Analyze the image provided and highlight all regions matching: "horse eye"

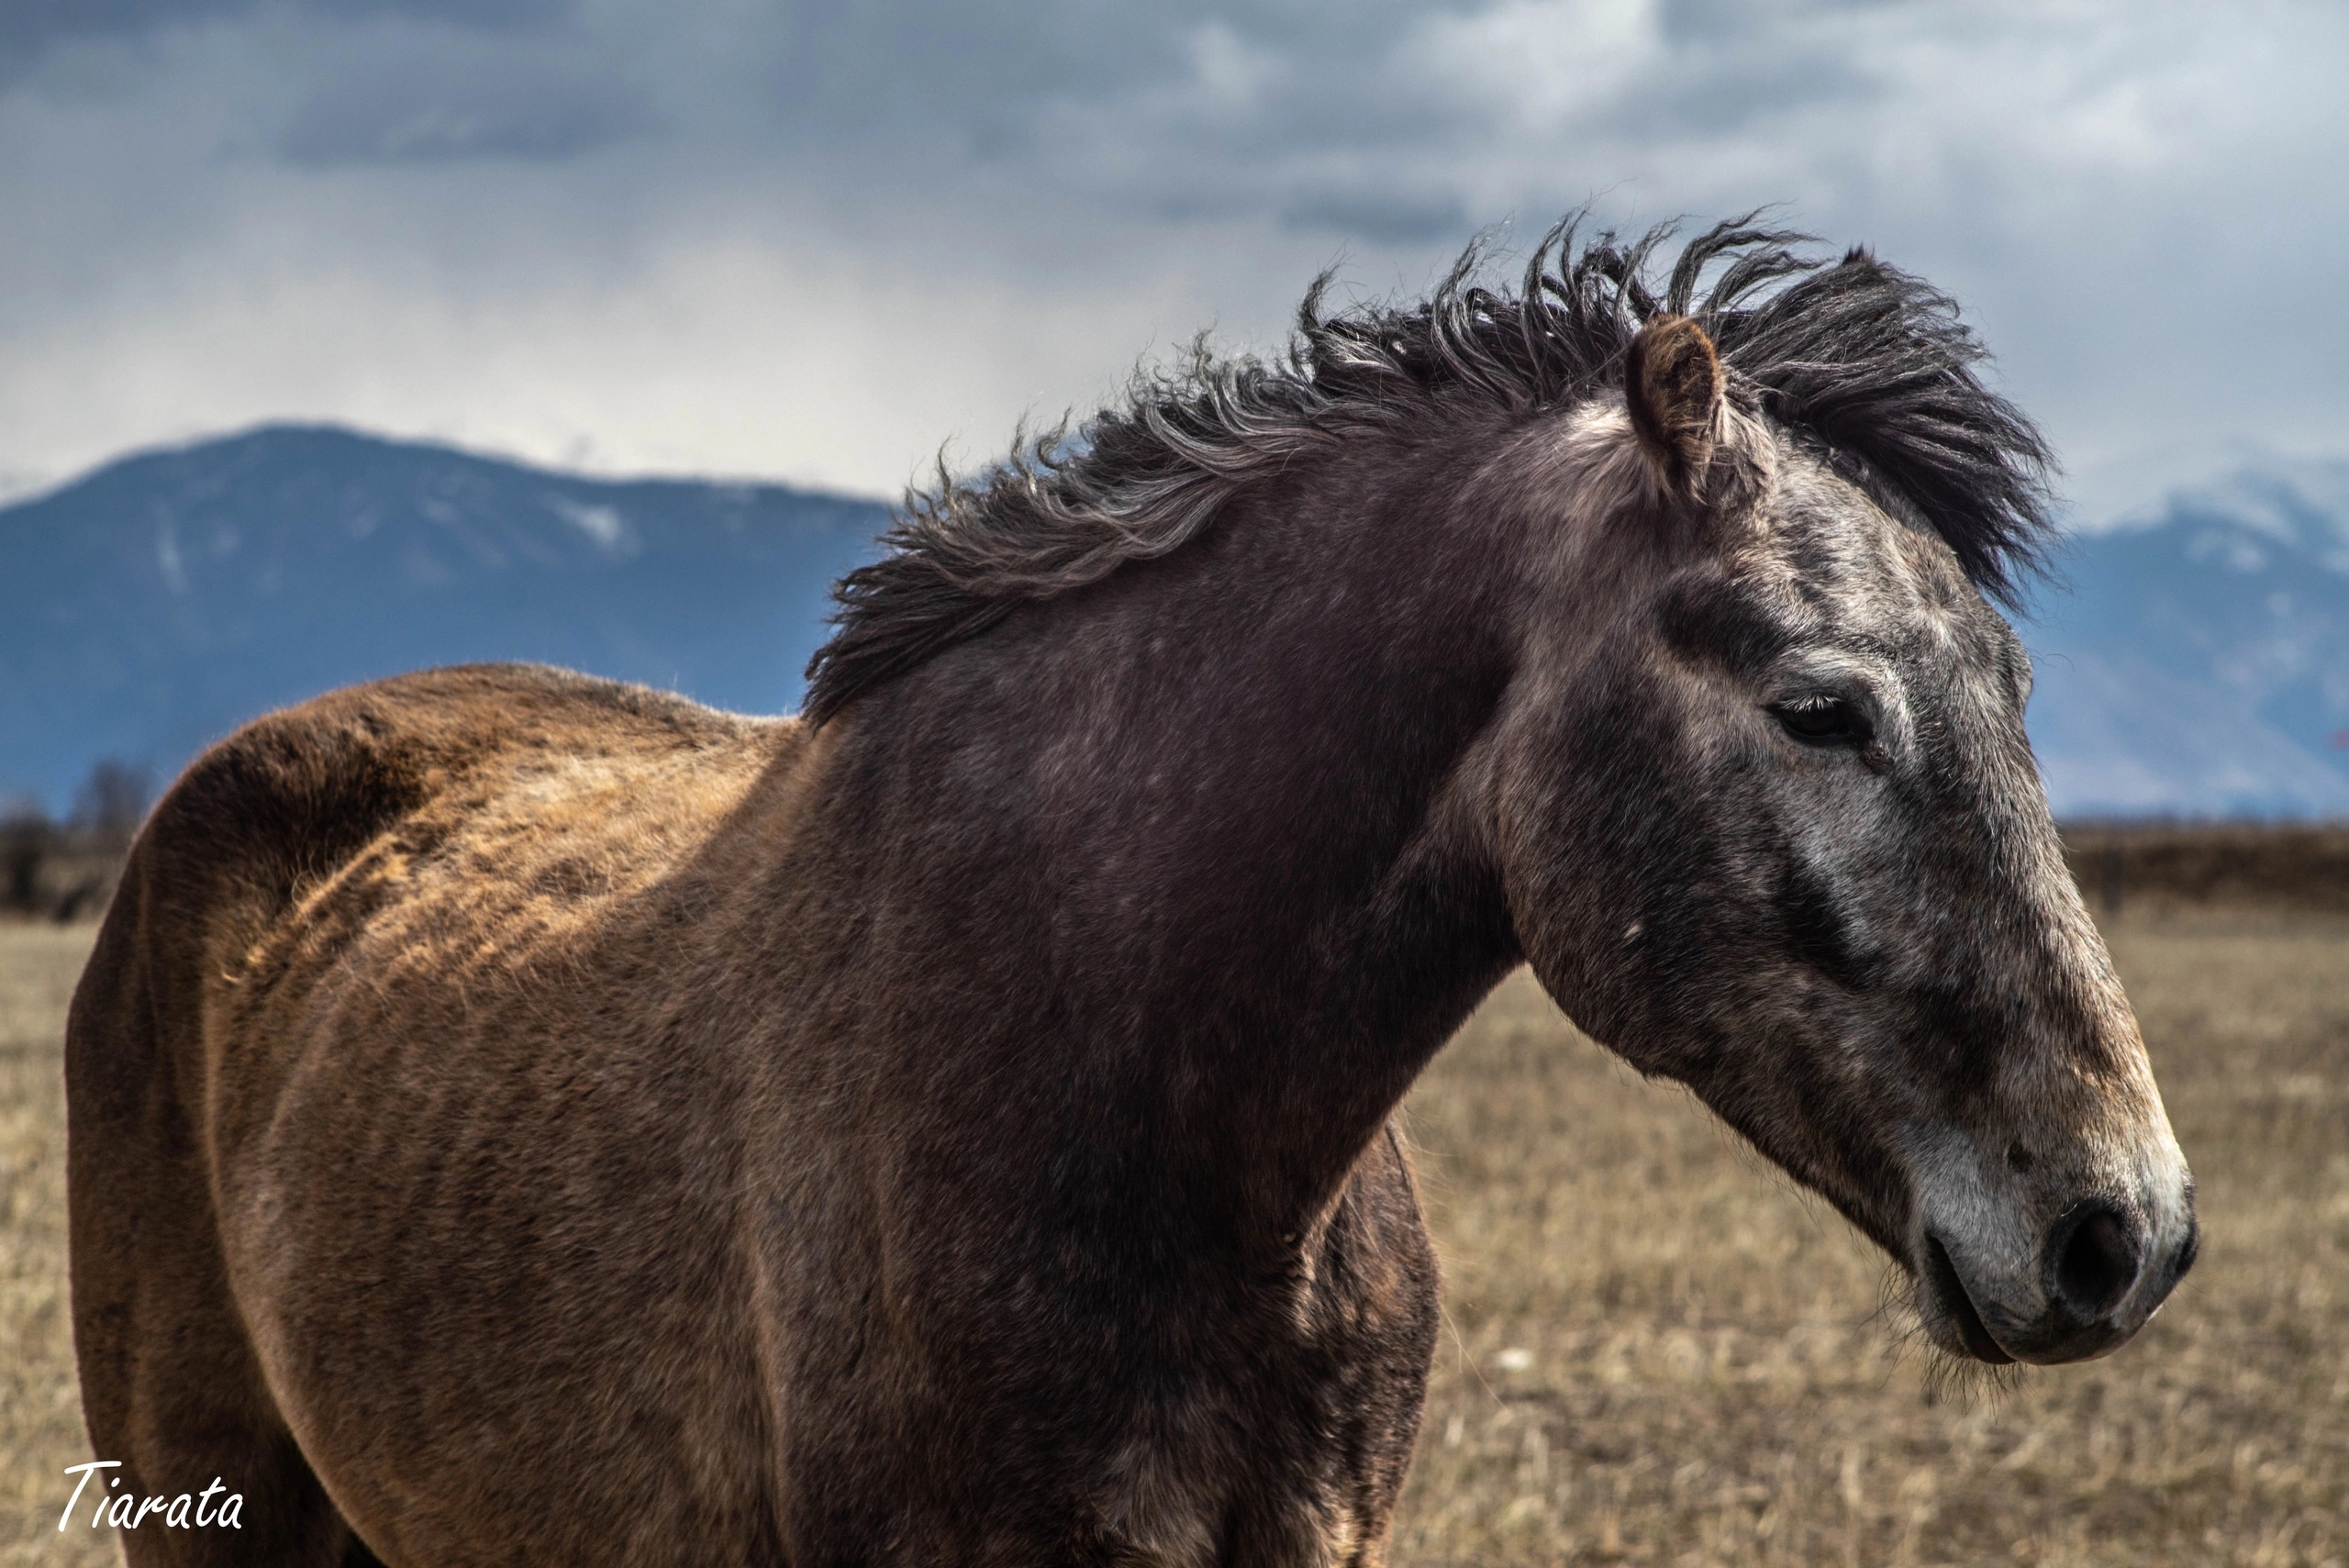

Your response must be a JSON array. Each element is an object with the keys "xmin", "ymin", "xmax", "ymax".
[{"xmin": 1773, "ymin": 696, "xmax": 1865, "ymax": 744}]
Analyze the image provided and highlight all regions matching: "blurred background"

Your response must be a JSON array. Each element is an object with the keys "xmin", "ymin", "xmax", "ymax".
[{"xmin": 3, "ymin": 8, "xmax": 2347, "ymax": 1563}]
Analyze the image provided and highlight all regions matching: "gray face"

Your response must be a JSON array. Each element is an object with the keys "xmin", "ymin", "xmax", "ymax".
[{"xmin": 1495, "ymin": 418, "xmax": 2196, "ymax": 1367}]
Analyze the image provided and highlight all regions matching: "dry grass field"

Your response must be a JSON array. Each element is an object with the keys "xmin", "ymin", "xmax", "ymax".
[
  {"xmin": 2, "ymin": 907, "xmax": 2343, "ymax": 1565},
  {"xmin": 0, "ymin": 924, "xmax": 111, "ymax": 1568},
  {"xmin": 1395, "ymin": 915, "xmax": 2349, "ymax": 1566}
]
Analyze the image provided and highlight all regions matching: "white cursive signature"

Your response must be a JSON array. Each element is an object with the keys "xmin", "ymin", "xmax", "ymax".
[{"xmin": 60, "ymin": 1462, "xmax": 243, "ymax": 1532}]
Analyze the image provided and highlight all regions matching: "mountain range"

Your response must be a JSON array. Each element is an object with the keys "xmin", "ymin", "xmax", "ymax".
[
  {"xmin": 2024, "ymin": 460, "xmax": 2349, "ymax": 817},
  {"xmin": 0, "ymin": 425, "xmax": 884, "ymax": 813},
  {"xmin": 3, "ymin": 424, "xmax": 2346, "ymax": 819}
]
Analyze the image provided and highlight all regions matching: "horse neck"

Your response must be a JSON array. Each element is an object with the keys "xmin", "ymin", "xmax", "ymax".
[{"xmin": 807, "ymin": 437, "xmax": 1533, "ymax": 1225}]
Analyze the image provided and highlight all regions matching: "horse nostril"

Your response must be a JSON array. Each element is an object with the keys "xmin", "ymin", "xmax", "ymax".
[{"xmin": 2051, "ymin": 1204, "xmax": 2139, "ymax": 1322}]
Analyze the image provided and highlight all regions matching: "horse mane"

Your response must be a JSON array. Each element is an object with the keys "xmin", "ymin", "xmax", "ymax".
[{"xmin": 802, "ymin": 215, "xmax": 2057, "ymax": 726}]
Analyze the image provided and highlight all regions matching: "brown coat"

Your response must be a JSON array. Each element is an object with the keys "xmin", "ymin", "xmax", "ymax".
[{"xmin": 67, "ymin": 224, "xmax": 2195, "ymax": 1567}]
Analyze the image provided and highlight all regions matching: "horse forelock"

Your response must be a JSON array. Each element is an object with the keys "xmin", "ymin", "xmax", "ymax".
[{"xmin": 801, "ymin": 212, "xmax": 2058, "ymax": 726}]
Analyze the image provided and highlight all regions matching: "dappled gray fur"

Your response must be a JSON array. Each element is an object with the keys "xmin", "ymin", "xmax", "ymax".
[{"xmin": 805, "ymin": 214, "xmax": 2056, "ymax": 724}]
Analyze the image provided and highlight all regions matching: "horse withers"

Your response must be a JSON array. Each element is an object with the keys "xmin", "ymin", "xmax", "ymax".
[{"xmin": 66, "ymin": 219, "xmax": 2195, "ymax": 1566}]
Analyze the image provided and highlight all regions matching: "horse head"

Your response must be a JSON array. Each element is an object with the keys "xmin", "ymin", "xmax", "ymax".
[{"xmin": 1483, "ymin": 295, "xmax": 2195, "ymax": 1366}]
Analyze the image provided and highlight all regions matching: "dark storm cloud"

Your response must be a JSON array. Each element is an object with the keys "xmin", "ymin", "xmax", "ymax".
[
  {"xmin": 1615, "ymin": 44, "xmax": 1872, "ymax": 137},
  {"xmin": 1, "ymin": 0, "xmax": 243, "ymax": 63},
  {"xmin": 1, "ymin": 1, "xmax": 2345, "ymax": 511},
  {"xmin": 0, "ymin": 0, "xmax": 567, "ymax": 73},
  {"xmin": 278, "ymin": 35, "xmax": 651, "ymax": 164},
  {"xmin": 744, "ymin": 1, "xmax": 1492, "ymax": 204},
  {"xmin": 1280, "ymin": 187, "xmax": 1469, "ymax": 244},
  {"xmin": 763, "ymin": 3, "xmax": 1191, "ymax": 136}
]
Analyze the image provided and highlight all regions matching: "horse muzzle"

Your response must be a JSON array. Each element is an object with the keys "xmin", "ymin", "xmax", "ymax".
[{"xmin": 1916, "ymin": 1196, "xmax": 2199, "ymax": 1366}]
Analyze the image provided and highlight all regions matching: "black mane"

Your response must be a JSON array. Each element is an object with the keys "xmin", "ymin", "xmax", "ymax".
[{"xmin": 803, "ymin": 215, "xmax": 2056, "ymax": 726}]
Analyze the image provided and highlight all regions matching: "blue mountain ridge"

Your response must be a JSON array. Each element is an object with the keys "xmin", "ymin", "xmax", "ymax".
[
  {"xmin": 0, "ymin": 425, "xmax": 886, "ymax": 812},
  {"xmin": 2022, "ymin": 461, "xmax": 2349, "ymax": 818},
  {"xmin": 4, "ymin": 425, "xmax": 2346, "ymax": 818}
]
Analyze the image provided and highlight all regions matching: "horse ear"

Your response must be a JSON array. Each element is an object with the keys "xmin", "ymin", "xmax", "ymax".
[{"xmin": 1623, "ymin": 314, "xmax": 1723, "ymax": 495}]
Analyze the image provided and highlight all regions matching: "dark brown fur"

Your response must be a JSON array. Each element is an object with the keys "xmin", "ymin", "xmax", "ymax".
[{"xmin": 69, "ymin": 242, "xmax": 2193, "ymax": 1567}]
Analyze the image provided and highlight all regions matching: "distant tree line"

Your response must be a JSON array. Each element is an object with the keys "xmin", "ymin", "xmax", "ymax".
[
  {"xmin": 0, "ymin": 760, "xmax": 153, "ymax": 921},
  {"xmin": 3, "ymin": 761, "xmax": 2342, "ymax": 925},
  {"xmin": 2060, "ymin": 820, "xmax": 2349, "ymax": 918}
]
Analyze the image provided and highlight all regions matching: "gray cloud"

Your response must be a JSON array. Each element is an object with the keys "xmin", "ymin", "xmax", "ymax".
[
  {"xmin": 1, "ymin": 0, "xmax": 249, "ymax": 68},
  {"xmin": 0, "ymin": 1, "xmax": 2344, "ymax": 517},
  {"xmin": 278, "ymin": 34, "xmax": 651, "ymax": 164},
  {"xmin": 1280, "ymin": 187, "xmax": 1470, "ymax": 244},
  {"xmin": 0, "ymin": 0, "xmax": 568, "ymax": 75}
]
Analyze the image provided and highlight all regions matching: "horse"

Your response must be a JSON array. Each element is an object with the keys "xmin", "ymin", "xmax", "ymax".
[{"xmin": 66, "ymin": 217, "xmax": 2197, "ymax": 1566}]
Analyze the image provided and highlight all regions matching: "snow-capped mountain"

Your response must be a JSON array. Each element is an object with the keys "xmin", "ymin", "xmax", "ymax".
[
  {"xmin": 0, "ymin": 425, "xmax": 886, "ymax": 812},
  {"xmin": 2023, "ymin": 460, "xmax": 2349, "ymax": 818}
]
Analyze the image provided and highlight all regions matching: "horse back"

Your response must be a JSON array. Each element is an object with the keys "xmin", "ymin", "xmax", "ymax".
[
  {"xmin": 74, "ymin": 661, "xmax": 788, "ymax": 1118},
  {"xmin": 66, "ymin": 662, "xmax": 803, "ymax": 1566}
]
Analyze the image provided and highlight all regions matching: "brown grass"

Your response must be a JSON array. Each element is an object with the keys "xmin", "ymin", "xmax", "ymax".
[
  {"xmin": 0, "ymin": 923, "xmax": 112, "ymax": 1567},
  {"xmin": 3, "ymin": 912, "xmax": 2343, "ymax": 1565},
  {"xmin": 1396, "ymin": 914, "xmax": 2349, "ymax": 1566}
]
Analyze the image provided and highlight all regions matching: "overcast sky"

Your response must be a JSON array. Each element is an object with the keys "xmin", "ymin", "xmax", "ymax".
[{"xmin": 3, "ymin": 0, "xmax": 2344, "ymax": 520}]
